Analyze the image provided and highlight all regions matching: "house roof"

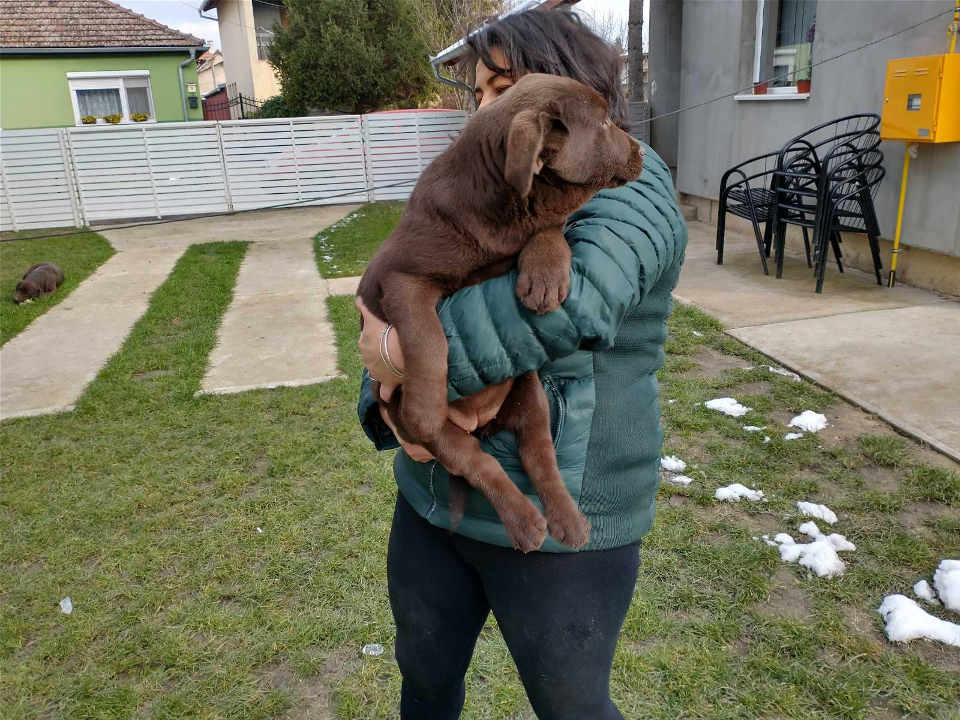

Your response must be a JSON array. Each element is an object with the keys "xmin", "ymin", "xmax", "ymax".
[{"xmin": 0, "ymin": 0, "xmax": 205, "ymax": 50}]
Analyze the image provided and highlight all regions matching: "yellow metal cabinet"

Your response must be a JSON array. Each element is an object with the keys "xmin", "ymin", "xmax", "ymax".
[{"xmin": 881, "ymin": 53, "xmax": 960, "ymax": 143}]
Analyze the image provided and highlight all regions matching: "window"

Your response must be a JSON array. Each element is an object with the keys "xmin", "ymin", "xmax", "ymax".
[
  {"xmin": 256, "ymin": 27, "xmax": 275, "ymax": 61},
  {"xmin": 754, "ymin": 0, "xmax": 816, "ymax": 94},
  {"xmin": 67, "ymin": 72, "xmax": 156, "ymax": 124}
]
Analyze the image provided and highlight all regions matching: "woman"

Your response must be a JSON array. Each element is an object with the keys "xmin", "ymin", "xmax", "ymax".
[{"xmin": 355, "ymin": 8, "xmax": 687, "ymax": 719}]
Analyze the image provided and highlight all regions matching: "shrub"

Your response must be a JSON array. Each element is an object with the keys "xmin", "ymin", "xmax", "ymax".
[{"xmin": 254, "ymin": 95, "xmax": 295, "ymax": 119}]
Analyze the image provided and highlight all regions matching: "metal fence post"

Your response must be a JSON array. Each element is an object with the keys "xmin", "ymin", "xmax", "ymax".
[
  {"xmin": 360, "ymin": 114, "xmax": 375, "ymax": 203},
  {"xmin": 141, "ymin": 126, "xmax": 162, "ymax": 219},
  {"xmin": 57, "ymin": 128, "xmax": 85, "ymax": 228},
  {"xmin": 215, "ymin": 122, "xmax": 234, "ymax": 212},
  {"xmin": 290, "ymin": 118, "xmax": 303, "ymax": 202},
  {"xmin": 0, "ymin": 152, "xmax": 18, "ymax": 232},
  {"xmin": 62, "ymin": 128, "xmax": 89, "ymax": 227}
]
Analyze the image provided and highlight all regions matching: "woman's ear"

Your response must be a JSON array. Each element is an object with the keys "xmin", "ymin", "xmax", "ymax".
[{"xmin": 504, "ymin": 110, "xmax": 551, "ymax": 198}]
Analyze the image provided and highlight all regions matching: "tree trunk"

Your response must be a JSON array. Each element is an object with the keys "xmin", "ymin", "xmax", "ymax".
[{"xmin": 627, "ymin": 0, "xmax": 644, "ymax": 101}]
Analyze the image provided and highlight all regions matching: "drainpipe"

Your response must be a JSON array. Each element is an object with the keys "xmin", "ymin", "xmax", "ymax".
[{"xmin": 179, "ymin": 48, "xmax": 199, "ymax": 121}]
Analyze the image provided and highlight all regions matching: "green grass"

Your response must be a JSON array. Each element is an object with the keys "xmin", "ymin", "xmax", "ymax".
[
  {"xmin": 0, "ymin": 230, "xmax": 114, "ymax": 345},
  {"xmin": 314, "ymin": 202, "xmax": 405, "ymax": 278},
  {"xmin": 2, "ymin": 204, "xmax": 959, "ymax": 719}
]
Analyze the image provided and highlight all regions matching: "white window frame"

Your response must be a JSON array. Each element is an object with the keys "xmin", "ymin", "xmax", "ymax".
[
  {"xmin": 67, "ymin": 71, "xmax": 157, "ymax": 126},
  {"xmin": 751, "ymin": 0, "xmax": 812, "ymax": 96}
]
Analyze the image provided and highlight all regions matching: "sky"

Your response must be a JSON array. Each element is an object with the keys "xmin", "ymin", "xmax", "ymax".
[{"xmin": 112, "ymin": 0, "xmax": 646, "ymax": 54}]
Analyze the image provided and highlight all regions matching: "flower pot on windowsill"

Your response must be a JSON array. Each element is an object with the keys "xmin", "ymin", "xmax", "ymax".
[
  {"xmin": 81, "ymin": 116, "xmax": 97, "ymax": 125},
  {"xmin": 797, "ymin": 79, "xmax": 811, "ymax": 94},
  {"xmin": 104, "ymin": 114, "xmax": 123, "ymax": 124},
  {"xmin": 753, "ymin": 82, "xmax": 768, "ymax": 95},
  {"xmin": 131, "ymin": 113, "xmax": 150, "ymax": 122}
]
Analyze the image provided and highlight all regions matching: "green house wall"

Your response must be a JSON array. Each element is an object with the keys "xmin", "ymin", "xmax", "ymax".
[{"xmin": 0, "ymin": 52, "xmax": 203, "ymax": 129}]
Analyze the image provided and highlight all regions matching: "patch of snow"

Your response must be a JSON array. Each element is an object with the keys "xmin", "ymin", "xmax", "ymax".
[
  {"xmin": 784, "ymin": 433, "xmax": 804, "ymax": 441},
  {"xmin": 715, "ymin": 483, "xmax": 765, "ymax": 502},
  {"xmin": 743, "ymin": 425, "xmax": 766, "ymax": 432},
  {"xmin": 767, "ymin": 522, "xmax": 855, "ymax": 577},
  {"xmin": 256, "ymin": 527, "xmax": 263, "ymax": 534},
  {"xmin": 877, "ymin": 595, "xmax": 960, "ymax": 647},
  {"xmin": 667, "ymin": 399, "xmax": 677, "ymax": 404},
  {"xmin": 914, "ymin": 580, "xmax": 940, "ymax": 605},
  {"xmin": 362, "ymin": 643, "xmax": 385, "ymax": 657},
  {"xmin": 933, "ymin": 559, "xmax": 960, "ymax": 614},
  {"xmin": 661, "ymin": 455, "xmax": 686, "ymax": 472},
  {"xmin": 59, "ymin": 597, "xmax": 73, "ymax": 614},
  {"xmin": 797, "ymin": 501, "xmax": 837, "ymax": 525},
  {"xmin": 666, "ymin": 475, "xmax": 693, "ymax": 486},
  {"xmin": 705, "ymin": 397, "xmax": 751, "ymax": 417},
  {"xmin": 763, "ymin": 436, "xmax": 771, "ymax": 443},
  {"xmin": 691, "ymin": 330, "xmax": 703, "ymax": 337},
  {"xmin": 20, "ymin": 298, "xmax": 34, "ymax": 305},
  {"xmin": 789, "ymin": 411, "xmax": 828, "ymax": 433},
  {"xmin": 768, "ymin": 365, "xmax": 801, "ymax": 381}
]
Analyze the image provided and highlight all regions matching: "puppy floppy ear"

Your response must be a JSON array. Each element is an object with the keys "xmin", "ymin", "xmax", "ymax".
[{"xmin": 505, "ymin": 109, "xmax": 551, "ymax": 198}]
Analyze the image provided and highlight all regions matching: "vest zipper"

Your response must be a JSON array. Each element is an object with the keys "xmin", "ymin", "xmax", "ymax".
[{"xmin": 544, "ymin": 376, "xmax": 565, "ymax": 449}]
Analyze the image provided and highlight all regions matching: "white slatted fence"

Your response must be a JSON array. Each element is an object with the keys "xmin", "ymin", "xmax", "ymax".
[{"xmin": 0, "ymin": 110, "xmax": 468, "ymax": 232}]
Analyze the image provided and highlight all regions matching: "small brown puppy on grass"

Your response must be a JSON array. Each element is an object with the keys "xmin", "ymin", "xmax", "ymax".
[
  {"xmin": 13, "ymin": 263, "xmax": 64, "ymax": 304},
  {"xmin": 358, "ymin": 73, "xmax": 644, "ymax": 552}
]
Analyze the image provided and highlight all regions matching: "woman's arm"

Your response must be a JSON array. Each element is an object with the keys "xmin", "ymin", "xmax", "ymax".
[{"xmin": 441, "ymin": 152, "xmax": 685, "ymax": 399}]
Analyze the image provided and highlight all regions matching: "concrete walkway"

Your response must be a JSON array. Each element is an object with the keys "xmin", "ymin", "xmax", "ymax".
[
  {"xmin": 194, "ymin": 205, "xmax": 360, "ymax": 395},
  {"xmin": 1, "ymin": 247, "xmax": 184, "ymax": 420},
  {"xmin": 676, "ymin": 221, "xmax": 960, "ymax": 461},
  {"xmin": 1, "ymin": 205, "xmax": 360, "ymax": 420}
]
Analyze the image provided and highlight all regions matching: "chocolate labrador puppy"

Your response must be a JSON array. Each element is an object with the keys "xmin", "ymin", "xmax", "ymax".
[
  {"xmin": 358, "ymin": 73, "xmax": 644, "ymax": 551},
  {"xmin": 14, "ymin": 263, "xmax": 64, "ymax": 304}
]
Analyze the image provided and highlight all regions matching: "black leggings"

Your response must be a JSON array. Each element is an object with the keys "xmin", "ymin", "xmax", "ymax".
[{"xmin": 387, "ymin": 493, "xmax": 641, "ymax": 719}]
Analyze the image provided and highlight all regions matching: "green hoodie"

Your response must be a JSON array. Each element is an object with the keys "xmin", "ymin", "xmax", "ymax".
[{"xmin": 358, "ymin": 143, "xmax": 687, "ymax": 551}]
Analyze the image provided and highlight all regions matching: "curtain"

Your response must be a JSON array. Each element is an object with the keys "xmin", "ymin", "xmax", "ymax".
[
  {"xmin": 76, "ymin": 88, "xmax": 122, "ymax": 117},
  {"xmin": 127, "ymin": 86, "xmax": 151, "ymax": 116}
]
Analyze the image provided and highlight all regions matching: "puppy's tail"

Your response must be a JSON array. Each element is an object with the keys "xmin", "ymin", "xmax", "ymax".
[{"xmin": 448, "ymin": 476, "xmax": 469, "ymax": 532}]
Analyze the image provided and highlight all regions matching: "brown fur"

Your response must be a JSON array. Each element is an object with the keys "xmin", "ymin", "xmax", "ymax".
[
  {"xmin": 358, "ymin": 74, "xmax": 644, "ymax": 552},
  {"xmin": 13, "ymin": 263, "xmax": 64, "ymax": 304}
]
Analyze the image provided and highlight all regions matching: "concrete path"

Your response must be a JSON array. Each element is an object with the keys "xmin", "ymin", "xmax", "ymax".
[
  {"xmin": 676, "ymin": 221, "xmax": 960, "ymax": 461},
  {"xmin": 197, "ymin": 205, "xmax": 360, "ymax": 396},
  {"xmin": 1, "ymin": 205, "xmax": 361, "ymax": 420},
  {"xmin": 1, "ymin": 247, "xmax": 184, "ymax": 420}
]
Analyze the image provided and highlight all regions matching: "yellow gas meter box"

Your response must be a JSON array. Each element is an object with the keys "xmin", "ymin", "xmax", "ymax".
[{"xmin": 881, "ymin": 54, "xmax": 960, "ymax": 143}]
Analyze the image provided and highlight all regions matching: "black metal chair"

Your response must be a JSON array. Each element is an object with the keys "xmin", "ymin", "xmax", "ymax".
[{"xmin": 717, "ymin": 114, "xmax": 884, "ymax": 292}]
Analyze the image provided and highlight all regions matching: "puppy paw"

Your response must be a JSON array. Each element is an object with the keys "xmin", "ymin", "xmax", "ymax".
[
  {"xmin": 544, "ymin": 495, "xmax": 590, "ymax": 549},
  {"xmin": 503, "ymin": 500, "xmax": 548, "ymax": 553},
  {"xmin": 516, "ymin": 265, "xmax": 570, "ymax": 315}
]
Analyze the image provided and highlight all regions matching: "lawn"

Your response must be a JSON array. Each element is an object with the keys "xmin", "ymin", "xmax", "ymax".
[
  {"xmin": 0, "ymin": 230, "xmax": 115, "ymax": 345},
  {"xmin": 2, "ymin": 204, "xmax": 958, "ymax": 719}
]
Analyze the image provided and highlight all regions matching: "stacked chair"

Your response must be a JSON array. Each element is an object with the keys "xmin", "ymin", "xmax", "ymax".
[{"xmin": 716, "ymin": 114, "xmax": 885, "ymax": 293}]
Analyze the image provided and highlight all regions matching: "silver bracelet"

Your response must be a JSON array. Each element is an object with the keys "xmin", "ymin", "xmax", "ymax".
[{"xmin": 380, "ymin": 324, "xmax": 404, "ymax": 378}]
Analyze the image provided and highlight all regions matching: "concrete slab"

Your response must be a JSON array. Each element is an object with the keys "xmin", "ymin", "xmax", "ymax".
[
  {"xmin": 99, "ymin": 204, "xmax": 361, "ymax": 251},
  {"xmin": 198, "ymin": 235, "xmax": 343, "ymax": 396},
  {"xmin": 676, "ymin": 220, "xmax": 960, "ymax": 461},
  {"xmin": 1, "ymin": 247, "xmax": 184, "ymax": 420},
  {"xmin": 327, "ymin": 276, "xmax": 361, "ymax": 296},
  {"xmin": 729, "ymin": 305, "xmax": 960, "ymax": 460},
  {"xmin": 676, "ymin": 222, "xmax": 946, "ymax": 327}
]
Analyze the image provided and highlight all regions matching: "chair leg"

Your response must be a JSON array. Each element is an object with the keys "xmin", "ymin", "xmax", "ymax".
[
  {"xmin": 802, "ymin": 226, "xmax": 812, "ymax": 268},
  {"xmin": 763, "ymin": 217, "xmax": 774, "ymax": 258},
  {"xmin": 814, "ymin": 214, "xmax": 834, "ymax": 294},
  {"xmin": 774, "ymin": 221, "xmax": 787, "ymax": 279},
  {"xmin": 831, "ymin": 231, "xmax": 844, "ymax": 273},
  {"xmin": 868, "ymin": 234, "xmax": 883, "ymax": 285},
  {"xmin": 716, "ymin": 211, "xmax": 726, "ymax": 265},
  {"xmin": 751, "ymin": 216, "xmax": 769, "ymax": 275}
]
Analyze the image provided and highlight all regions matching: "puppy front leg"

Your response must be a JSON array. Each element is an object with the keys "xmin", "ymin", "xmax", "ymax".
[
  {"xmin": 380, "ymin": 272, "xmax": 447, "ymax": 444},
  {"xmin": 515, "ymin": 227, "xmax": 572, "ymax": 315}
]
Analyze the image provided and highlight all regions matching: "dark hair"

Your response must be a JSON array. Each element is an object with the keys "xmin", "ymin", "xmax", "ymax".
[{"xmin": 466, "ymin": 8, "xmax": 628, "ymax": 131}]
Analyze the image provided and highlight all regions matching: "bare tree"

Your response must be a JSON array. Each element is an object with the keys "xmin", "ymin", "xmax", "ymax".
[
  {"xmin": 413, "ymin": 0, "xmax": 506, "ymax": 109},
  {"xmin": 579, "ymin": 6, "xmax": 628, "ymax": 49}
]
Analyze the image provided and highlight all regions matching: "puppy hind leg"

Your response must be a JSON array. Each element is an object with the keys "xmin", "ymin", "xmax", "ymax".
[
  {"xmin": 425, "ymin": 422, "xmax": 547, "ymax": 553},
  {"xmin": 496, "ymin": 372, "xmax": 590, "ymax": 548}
]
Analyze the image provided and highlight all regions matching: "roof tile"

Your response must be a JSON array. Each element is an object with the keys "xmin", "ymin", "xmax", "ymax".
[{"xmin": 0, "ymin": 0, "xmax": 205, "ymax": 49}]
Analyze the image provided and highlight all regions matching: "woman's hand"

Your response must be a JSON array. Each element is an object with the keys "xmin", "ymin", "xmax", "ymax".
[{"xmin": 356, "ymin": 297, "xmax": 405, "ymax": 401}]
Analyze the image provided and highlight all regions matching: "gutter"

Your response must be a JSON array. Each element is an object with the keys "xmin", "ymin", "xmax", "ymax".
[
  {"xmin": 0, "ymin": 46, "xmax": 207, "ymax": 55},
  {"xmin": 178, "ymin": 48, "xmax": 199, "ymax": 121}
]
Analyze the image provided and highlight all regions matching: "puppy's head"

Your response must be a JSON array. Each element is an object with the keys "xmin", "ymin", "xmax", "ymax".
[
  {"xmin": 495, "ymin": 74, "xmax": 644, "ymax": 198},
  {"xmin": 13, "ymin": 280, "xmax": 38, "ymax": 304}
]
